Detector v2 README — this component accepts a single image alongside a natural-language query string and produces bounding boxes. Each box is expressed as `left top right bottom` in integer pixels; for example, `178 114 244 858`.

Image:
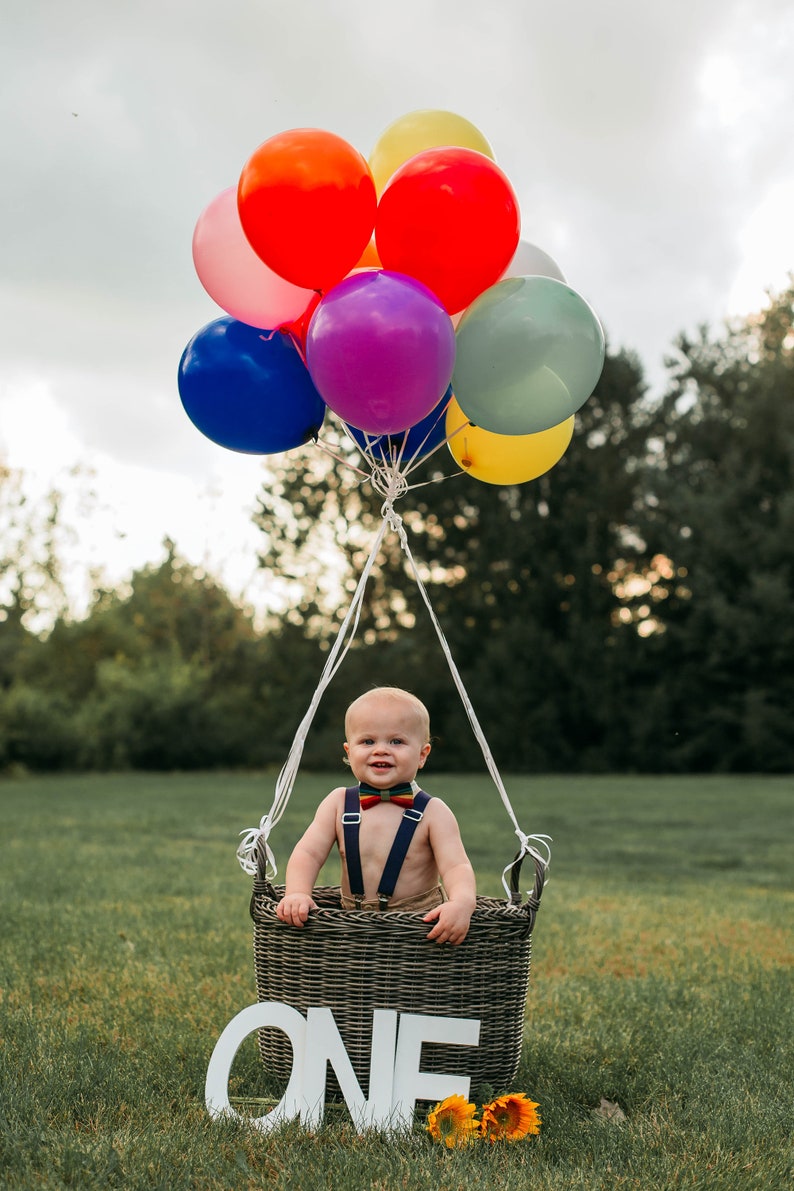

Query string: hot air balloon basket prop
235 475 553 1101
183 111 606 1111
247 849 546 1101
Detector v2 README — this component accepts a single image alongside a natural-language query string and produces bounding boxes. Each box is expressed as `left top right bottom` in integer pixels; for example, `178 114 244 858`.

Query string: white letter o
205 1002 306 1133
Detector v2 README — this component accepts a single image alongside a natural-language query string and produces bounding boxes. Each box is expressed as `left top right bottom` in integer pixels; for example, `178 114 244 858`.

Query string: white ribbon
237 452 551 895
500 832 553 901
236 816 276 878
236 515 390 878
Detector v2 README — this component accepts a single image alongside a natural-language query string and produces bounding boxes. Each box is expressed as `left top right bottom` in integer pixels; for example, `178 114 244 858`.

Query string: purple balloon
305 270 456 435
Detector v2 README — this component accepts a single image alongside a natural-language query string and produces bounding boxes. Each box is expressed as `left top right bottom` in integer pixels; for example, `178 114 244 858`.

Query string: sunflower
426 1094 480 1148
479 1093 541 1143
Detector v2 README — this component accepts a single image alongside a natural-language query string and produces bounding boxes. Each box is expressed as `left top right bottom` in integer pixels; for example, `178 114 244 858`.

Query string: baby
276 687 476 944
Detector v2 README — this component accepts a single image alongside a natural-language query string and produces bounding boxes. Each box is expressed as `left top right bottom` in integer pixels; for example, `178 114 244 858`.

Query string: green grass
1 771 792 1189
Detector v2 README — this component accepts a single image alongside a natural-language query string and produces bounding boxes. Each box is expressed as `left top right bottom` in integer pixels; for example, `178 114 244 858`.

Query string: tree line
1 284 792 774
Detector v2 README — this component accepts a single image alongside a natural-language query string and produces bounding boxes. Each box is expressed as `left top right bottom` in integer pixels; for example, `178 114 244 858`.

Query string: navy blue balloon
345 386 452 466
178 317 325 454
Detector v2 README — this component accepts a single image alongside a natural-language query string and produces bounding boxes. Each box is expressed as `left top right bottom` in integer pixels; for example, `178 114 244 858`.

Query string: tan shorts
340 886 445 913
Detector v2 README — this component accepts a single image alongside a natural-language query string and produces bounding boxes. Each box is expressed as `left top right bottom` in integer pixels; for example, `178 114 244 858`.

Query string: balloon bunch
178 109 605 485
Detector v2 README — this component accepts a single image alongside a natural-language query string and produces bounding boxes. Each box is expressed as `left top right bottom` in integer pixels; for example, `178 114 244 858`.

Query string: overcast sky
2 0 793 616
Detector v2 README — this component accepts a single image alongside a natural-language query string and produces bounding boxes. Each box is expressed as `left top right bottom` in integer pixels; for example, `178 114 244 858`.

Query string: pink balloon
306 271 455 435
192 187 315 330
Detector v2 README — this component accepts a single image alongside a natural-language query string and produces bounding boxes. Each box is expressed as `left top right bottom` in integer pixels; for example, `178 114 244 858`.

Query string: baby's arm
423 802 476 945
276 792 340 928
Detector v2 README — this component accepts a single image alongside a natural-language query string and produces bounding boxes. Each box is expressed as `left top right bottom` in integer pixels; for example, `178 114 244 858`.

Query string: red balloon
238 128 377 292
279 291 321 362
375 146 521 314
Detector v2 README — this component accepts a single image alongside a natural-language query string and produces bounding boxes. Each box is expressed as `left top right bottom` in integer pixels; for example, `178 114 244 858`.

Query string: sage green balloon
452 276 605 435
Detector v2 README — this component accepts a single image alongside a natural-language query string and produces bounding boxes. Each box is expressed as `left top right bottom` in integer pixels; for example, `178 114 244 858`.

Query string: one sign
206 1001 481 1133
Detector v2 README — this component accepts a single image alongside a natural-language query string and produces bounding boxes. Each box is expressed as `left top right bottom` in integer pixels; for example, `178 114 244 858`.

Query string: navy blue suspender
341 786 366 900
342 785 432 910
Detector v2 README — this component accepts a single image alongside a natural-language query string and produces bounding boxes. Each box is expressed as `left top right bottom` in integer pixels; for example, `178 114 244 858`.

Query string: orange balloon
355 237 382 268
238 128 377 292
446 396 574 485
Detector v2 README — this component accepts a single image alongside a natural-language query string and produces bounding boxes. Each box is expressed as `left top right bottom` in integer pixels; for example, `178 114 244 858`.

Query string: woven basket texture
250 862 543 1100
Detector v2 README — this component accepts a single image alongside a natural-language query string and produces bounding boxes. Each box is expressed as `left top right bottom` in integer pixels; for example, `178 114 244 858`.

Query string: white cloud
1 0 793 616
727 179 794 316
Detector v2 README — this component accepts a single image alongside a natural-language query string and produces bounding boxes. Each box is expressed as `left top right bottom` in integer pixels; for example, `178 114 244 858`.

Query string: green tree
0 463 77 771
72 544 271 770
627 282 794 771
0 462 71 688
252 346 653 772
5 542 283 772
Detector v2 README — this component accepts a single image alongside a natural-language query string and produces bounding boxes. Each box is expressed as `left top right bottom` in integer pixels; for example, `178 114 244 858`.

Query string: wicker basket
249 849 546 1101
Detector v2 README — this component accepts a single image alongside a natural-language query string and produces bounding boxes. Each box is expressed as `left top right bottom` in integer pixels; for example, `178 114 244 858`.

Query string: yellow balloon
446 396 574 485
369 110 495 196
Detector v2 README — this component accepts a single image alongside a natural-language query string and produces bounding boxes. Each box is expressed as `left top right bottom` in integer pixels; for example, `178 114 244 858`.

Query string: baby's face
344 695 431 788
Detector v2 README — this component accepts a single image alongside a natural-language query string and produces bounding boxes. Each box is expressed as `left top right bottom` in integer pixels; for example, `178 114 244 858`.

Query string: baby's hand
276 892 317 928
423 900 473 946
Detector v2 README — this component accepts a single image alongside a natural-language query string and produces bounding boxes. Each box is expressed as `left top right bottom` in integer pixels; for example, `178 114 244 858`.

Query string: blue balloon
345 386 452 466
178 317 326 454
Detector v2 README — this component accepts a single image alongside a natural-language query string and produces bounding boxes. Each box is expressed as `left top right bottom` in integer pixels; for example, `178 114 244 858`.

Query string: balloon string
378 399 453 478
404 469 466 492
238 480 550 894
394 518 549 891
401 415 470 477
349 405 472 487
314 436 372 478
237 515 390 876
315 400 470 489
286 330 306 364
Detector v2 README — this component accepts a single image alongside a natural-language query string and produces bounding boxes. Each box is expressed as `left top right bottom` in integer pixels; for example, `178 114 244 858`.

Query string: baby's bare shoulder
424 795 456 817
423 796 462 828
312 786 347 821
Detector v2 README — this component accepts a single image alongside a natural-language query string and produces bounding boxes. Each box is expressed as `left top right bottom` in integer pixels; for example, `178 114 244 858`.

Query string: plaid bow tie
358 781 415 809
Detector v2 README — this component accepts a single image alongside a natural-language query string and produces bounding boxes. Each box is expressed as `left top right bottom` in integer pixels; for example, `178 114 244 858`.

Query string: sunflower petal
427 1094 480 1147
480 1092 541 1142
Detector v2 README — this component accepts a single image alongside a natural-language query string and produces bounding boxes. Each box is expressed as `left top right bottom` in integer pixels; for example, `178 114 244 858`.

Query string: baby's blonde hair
344 686 431 743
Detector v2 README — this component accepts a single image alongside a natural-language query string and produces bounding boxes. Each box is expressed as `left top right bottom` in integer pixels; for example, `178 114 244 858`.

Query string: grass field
1 770 792 1189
